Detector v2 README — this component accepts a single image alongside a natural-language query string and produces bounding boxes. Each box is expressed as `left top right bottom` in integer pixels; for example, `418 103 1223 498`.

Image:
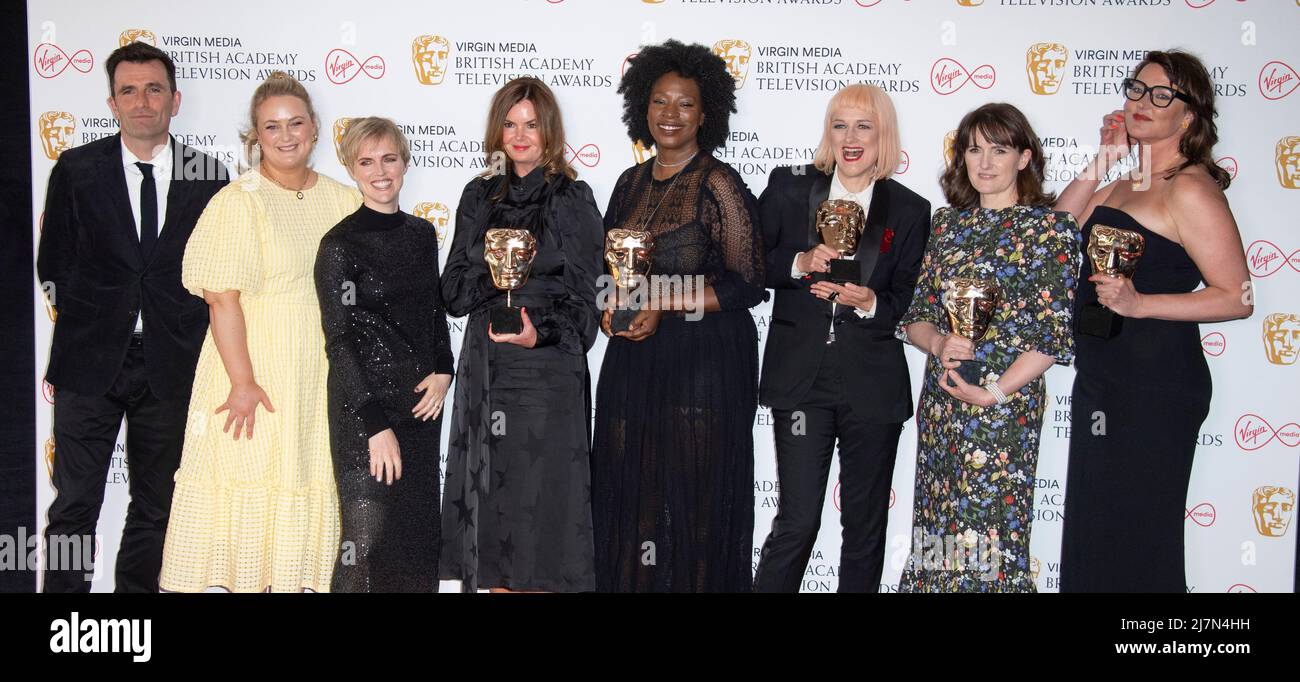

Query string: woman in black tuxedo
753 84 930 593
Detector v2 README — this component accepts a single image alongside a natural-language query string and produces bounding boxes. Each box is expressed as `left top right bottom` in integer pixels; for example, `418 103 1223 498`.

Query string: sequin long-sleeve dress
315 203 454 592
592 154 769 592
439 167 604 592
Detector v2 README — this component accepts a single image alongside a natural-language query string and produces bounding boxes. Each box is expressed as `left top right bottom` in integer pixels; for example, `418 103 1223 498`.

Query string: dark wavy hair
617 39 736 152
1131 49 1231 190
940 103 1055 210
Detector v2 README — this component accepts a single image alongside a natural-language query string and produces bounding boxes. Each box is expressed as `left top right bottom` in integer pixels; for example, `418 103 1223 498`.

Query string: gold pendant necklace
261 165 309 199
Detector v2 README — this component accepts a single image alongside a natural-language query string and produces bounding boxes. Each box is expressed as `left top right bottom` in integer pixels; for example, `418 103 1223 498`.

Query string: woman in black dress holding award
315 118 453 592
439 77 604 592
1057 51 1252 592
593 40 768 592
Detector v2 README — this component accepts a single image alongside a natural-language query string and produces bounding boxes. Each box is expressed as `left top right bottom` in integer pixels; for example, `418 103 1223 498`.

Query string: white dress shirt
791 172 879 319
122 138 172 332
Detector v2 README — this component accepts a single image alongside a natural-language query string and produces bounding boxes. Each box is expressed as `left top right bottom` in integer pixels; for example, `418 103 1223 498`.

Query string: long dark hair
1131 49 1231 190
940 103 1054 210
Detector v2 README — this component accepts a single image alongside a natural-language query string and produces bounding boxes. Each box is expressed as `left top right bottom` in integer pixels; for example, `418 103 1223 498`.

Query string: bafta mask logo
1262 313 1300 365
38 111 76 160
413 201 451 248
332 117 354 165
1026 42 1068 95
1276 136 1300 189
632 141 656 164
118 29 156 47
1252 485 1295 537
605 229 656 289
1030 556 1040 582
1087 225 1145 278
956 0 985 5
712 39 752 89
816 200 866 256
412 35 451 86
45 436 55 480
484 228 537 290
943 130 958 167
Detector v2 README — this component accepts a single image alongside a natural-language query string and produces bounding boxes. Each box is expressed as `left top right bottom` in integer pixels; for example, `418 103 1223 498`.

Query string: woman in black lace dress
593 40 768 592
315 118 454 592
439 78 604 592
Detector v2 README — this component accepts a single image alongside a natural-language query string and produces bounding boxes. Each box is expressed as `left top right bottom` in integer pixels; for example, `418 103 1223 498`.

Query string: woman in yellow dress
159 72 360 592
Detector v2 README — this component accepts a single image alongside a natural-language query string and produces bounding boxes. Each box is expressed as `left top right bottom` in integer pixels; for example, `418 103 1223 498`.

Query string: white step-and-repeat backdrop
28 0 1298 592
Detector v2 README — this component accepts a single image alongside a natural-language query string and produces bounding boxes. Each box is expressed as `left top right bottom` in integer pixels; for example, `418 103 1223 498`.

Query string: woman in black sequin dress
439 78 604 592
593 41 768 592
315 118 454 592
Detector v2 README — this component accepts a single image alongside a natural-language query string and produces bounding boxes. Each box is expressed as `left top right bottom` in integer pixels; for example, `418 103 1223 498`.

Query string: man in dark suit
753 91 930 592
37 42 228 592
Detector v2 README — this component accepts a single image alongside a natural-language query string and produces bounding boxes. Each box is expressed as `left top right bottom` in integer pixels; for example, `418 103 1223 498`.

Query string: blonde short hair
339 116 411 168
812 84 901 181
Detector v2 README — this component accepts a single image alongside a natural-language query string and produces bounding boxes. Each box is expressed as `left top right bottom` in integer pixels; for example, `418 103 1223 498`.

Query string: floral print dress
895 205 1079 592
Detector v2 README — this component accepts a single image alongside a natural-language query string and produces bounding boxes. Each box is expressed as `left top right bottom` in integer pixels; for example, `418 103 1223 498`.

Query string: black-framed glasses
1121 78 1193 108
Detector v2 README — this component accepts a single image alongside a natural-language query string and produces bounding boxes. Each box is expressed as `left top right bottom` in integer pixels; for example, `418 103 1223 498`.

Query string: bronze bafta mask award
484 228 537 335
816 200 866 283
605 229 656 334
942 276 1002 387
1079 225 1145 338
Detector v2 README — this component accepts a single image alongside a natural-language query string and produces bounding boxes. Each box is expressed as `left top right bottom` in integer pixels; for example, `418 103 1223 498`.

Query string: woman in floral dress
896 103 1079 592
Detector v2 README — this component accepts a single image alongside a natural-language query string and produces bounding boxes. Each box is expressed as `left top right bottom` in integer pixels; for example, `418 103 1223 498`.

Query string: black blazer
757 164 930 424
37 134 229 400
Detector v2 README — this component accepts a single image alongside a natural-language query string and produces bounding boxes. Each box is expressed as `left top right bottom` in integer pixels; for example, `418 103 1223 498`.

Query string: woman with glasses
1055 50 1253 592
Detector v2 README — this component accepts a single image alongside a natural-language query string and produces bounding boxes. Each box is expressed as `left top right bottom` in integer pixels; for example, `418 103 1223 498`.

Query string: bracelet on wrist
983 381 1009 405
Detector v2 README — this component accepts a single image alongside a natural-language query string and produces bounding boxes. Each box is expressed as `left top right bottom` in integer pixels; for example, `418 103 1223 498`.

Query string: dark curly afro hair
618 39 737 153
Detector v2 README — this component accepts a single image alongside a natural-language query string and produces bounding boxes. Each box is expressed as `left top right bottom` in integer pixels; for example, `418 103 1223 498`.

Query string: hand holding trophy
941 276 1002 387
1079 225 1145 338
484 228 537 335
605 229 655 334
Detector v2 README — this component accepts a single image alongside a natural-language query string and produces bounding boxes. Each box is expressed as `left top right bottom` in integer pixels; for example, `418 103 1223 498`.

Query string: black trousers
754 350 903 593
43 339 189 593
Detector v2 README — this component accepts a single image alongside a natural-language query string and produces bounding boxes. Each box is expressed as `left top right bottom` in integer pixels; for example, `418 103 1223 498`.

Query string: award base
829 258 861 284
611 307 639 334
947 360 986 388
1079 302 1123 339
490 305 523 335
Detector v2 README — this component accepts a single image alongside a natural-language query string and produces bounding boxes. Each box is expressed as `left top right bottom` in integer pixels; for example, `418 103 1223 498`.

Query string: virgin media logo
325 48 385 85
33 43 93 79
1259 61 1299 101
42 380 54 405
1185 502 1216 527
1246 240 1300 277
1216 156 1238 180
1226 583 1257 593
1201 332 1225 357
930 58 995 95
896 150 910 175
564 143 600 168
1234 414 1300 451
1186 0 1246 7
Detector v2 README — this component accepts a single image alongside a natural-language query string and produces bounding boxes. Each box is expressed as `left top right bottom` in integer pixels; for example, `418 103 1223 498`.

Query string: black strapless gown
1060 205 1210 593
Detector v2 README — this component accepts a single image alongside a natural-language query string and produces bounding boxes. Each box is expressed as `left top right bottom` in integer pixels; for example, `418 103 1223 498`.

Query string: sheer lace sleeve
700 163 768 311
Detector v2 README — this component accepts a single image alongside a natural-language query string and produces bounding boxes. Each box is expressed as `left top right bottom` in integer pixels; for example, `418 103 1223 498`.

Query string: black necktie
135 161 157 258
